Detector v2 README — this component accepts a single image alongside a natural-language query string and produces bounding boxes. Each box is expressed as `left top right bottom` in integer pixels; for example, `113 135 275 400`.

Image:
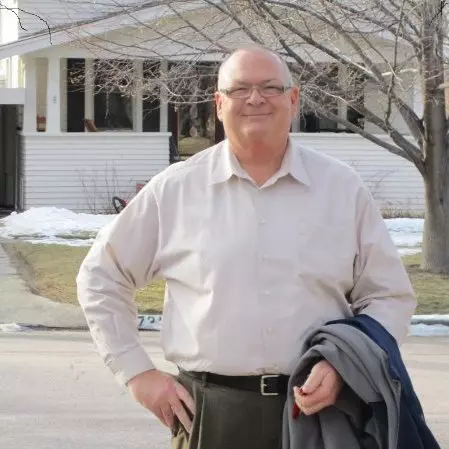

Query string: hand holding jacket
293 360 344 416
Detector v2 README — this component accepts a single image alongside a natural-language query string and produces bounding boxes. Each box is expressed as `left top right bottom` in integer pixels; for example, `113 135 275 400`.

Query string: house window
168 62 218 156
94 92 133 130
298 64 365 132
142 60 160 132
94 60 133 130
67 58 85 132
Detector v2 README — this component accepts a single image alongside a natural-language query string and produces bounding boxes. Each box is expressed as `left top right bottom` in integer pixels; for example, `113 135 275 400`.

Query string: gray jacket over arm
283 324 401 449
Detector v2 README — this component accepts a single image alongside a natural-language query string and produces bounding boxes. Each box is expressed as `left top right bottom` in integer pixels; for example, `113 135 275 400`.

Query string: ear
215 91 224 122
290 86 300 118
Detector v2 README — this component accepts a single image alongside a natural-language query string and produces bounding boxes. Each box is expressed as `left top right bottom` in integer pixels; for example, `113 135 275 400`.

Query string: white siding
20 132 424 213
290 133 424 214
21 132 170 212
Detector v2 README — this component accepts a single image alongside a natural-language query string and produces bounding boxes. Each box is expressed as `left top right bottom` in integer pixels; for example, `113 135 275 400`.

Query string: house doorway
0 105 21 213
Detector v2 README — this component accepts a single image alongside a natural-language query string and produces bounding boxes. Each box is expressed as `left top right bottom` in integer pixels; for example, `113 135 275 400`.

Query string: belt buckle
260 374 280 396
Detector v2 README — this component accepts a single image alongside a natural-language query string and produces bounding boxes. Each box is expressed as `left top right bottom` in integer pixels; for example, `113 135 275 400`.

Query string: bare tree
58 0 449 273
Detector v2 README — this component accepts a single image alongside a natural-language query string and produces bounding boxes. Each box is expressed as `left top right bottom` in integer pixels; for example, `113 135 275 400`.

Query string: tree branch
258 0 425 147
0 1 52 43
203 0 265 46
379 0 421 38
384 0 406 128
304 96 425 175
166 3 229 53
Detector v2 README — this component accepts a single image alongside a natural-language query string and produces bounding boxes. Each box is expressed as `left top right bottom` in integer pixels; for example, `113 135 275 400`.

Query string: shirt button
267 327 273 333
259 219 267 225
263 290 270 296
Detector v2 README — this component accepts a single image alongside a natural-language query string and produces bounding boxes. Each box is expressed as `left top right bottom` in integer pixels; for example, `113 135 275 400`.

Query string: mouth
241 113 271 117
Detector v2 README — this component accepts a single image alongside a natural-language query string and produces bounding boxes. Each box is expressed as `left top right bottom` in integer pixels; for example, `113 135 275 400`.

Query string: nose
246 87 266 106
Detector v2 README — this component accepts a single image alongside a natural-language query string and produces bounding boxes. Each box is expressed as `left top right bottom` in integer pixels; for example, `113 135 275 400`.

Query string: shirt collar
210 139 311 187
210 140 246 185
277 140 311 186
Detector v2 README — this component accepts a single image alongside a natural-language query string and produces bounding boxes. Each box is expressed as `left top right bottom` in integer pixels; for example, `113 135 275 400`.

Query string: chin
243 122 269 132
241 129 269 144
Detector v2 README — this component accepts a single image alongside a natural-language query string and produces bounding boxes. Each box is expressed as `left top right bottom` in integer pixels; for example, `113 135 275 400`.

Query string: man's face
215 50 299 146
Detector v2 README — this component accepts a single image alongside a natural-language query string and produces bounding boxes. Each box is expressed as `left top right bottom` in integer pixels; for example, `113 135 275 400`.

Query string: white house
0 0 426 213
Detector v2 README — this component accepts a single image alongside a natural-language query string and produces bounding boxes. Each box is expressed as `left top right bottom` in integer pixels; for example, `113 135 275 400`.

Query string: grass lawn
178 136 211 156
3 242 449 315
3 242 165 314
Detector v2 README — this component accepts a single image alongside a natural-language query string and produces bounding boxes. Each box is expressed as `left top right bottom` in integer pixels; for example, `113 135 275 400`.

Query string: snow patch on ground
1 208 424 251
0 323 32 333
384 218 423 252
0 207 115 246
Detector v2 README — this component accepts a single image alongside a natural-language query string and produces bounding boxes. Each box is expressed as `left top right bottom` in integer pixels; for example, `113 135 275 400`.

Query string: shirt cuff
106 345 156 386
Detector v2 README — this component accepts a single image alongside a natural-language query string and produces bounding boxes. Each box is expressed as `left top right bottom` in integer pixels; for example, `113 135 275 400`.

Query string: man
77 46 416 449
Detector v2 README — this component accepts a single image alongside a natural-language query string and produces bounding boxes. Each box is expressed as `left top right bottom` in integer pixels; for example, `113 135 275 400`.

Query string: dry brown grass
3 242 165 313
3 242 449 315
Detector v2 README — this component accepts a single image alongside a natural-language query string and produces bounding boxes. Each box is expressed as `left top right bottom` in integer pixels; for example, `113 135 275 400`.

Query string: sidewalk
0 243 87 329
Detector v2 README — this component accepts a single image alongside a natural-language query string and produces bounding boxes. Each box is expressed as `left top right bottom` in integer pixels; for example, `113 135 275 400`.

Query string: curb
2 314 449 334
411 315 449 327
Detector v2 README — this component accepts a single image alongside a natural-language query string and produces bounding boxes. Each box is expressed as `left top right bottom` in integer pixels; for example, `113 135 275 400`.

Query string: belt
180 370 289 396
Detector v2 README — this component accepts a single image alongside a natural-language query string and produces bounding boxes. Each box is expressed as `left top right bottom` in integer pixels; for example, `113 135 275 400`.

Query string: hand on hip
128 369 195 433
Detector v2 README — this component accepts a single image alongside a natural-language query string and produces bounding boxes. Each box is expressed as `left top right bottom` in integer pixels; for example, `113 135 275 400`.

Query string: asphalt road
0 332 448 449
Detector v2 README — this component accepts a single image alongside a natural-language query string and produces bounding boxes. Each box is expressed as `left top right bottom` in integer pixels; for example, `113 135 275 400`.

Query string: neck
228 138 288 186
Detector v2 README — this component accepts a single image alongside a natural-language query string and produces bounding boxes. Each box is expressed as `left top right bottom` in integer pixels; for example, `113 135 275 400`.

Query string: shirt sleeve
349 183 417 344
76 181 161 385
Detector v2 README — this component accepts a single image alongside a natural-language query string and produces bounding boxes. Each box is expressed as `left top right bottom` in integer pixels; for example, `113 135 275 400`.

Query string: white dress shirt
77 140 416 385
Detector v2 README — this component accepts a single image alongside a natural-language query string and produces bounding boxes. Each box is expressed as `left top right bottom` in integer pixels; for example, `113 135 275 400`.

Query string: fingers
160 403 175 429
294 385 328 413
158 393 193 434
294 383 331 408
294 361 343 416
298 399 331 416
175 382 196 416
171 398 193 433
300 360 328 395
128 370 195 434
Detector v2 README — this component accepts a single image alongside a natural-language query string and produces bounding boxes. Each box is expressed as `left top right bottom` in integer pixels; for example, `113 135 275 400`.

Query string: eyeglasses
219 84 292 99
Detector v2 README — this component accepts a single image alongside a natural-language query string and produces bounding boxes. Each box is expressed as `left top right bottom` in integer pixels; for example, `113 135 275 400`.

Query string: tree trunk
422 143 449 274
421 0 449 274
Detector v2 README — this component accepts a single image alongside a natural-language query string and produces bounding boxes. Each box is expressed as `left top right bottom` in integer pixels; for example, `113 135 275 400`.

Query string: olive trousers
171 370 287 449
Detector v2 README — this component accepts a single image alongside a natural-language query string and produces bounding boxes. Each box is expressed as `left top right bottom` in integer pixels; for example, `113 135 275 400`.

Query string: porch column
159 59 168 132
60 58 68 132
133 59 143 132
338 64 348 129
84 58 95 121
23 57 37 132
46 56 61 133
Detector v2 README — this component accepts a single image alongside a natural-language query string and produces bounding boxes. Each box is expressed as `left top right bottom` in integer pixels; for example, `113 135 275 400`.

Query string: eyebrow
231 79 281 86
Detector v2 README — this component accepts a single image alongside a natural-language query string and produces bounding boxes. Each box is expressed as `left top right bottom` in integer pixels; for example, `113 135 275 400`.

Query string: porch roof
1 2 444 62
0 1 209 60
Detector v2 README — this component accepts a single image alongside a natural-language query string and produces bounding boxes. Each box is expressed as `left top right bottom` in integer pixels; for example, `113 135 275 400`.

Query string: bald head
217 46 293 89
